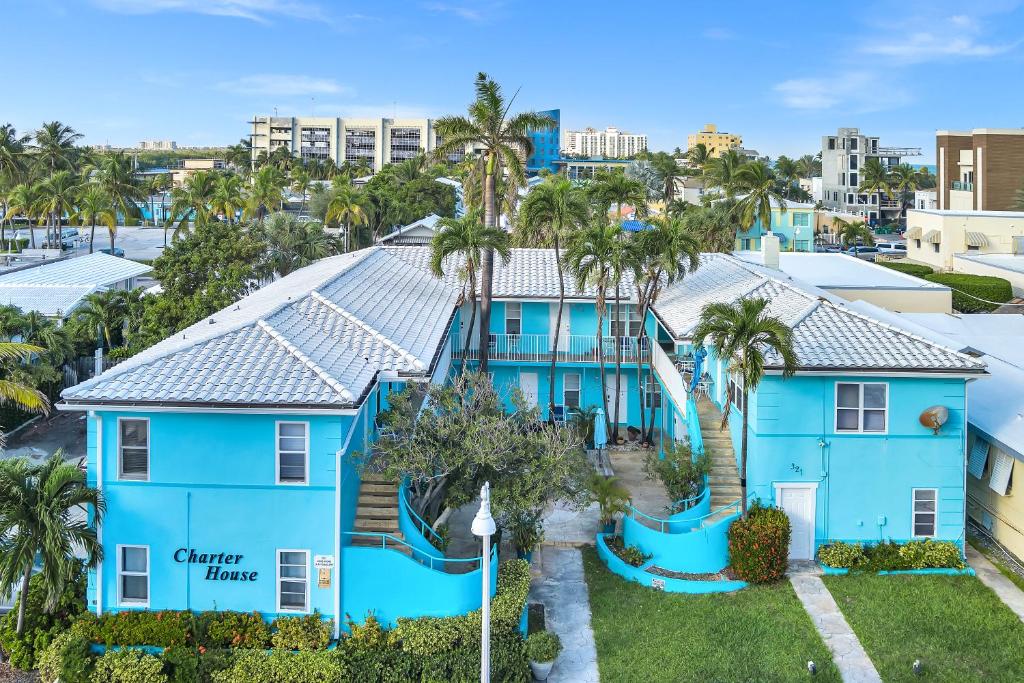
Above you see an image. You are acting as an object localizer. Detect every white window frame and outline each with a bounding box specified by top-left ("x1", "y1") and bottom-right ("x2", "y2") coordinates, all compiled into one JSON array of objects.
[
  {"x1": 117, "y1": 417, "x2": 150, "y2": 482},
  {"x1": 911, "y1": 488, "x2": 938, "y2": 538},
  {"x1": 116, "y1": 544, "x2": 150, "y2": 607},
  {"x1": 834, "y1": 382, "x2": 888, "y2": 434},
  {"x1": 275, "y1": 421, "x2": 310, "y2": 486},
  {"x1": 645, "y1": 375, "x2": 662, "y2": 409},
  {"x1": 276, "y1": 549, "x2": 310, "y2": 613},
  {"x1": 505, "y1": 302, "x2": 522, "y2": 336},
  {"x1": 563, "y1": 373, "x2": 581, "y2": 410}
]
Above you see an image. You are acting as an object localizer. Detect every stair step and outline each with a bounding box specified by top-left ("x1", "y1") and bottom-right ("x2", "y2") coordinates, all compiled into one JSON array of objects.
[
  {"x1": 361, "y1": 473, "x2": 396, "y2": 483},
  {"x1": 360, "y1": 483, "x2": 399, "y2": 495},
  {"x1": 356, "y1": 506, "x2": 398, "y2": 519},
  {"x1": 355, "y1": 518, "x2": 400, "y2": 532},
  {"x1": 358, "y1": 494, "x2": 398, "y2": 506},
  {"x1": 350, "y1": 535, "x2": 412, "y2": 555}
]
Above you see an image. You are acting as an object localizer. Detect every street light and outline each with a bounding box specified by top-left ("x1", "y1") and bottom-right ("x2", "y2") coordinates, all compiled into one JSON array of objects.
[{"x1": 471, "y1": 482, "x2": 496, "y2": 683}]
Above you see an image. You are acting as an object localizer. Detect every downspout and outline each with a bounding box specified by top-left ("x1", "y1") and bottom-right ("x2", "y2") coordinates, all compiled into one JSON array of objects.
[
  {"x1": 961, "y1": 378, "x2": 974, "y2": 551},
  {"x1": 334, "y1": 399, "x2": 366, "y2": 639},
  {"x1": 94, "y1": 412, "x2": 103, "y2": 617}
]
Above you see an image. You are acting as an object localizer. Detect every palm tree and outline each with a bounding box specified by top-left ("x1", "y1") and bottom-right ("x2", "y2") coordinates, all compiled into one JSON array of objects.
[
  {"x1": 517, "y1": 178, "x2": 589, "y2": 416},
  {"x1": 244, "y1": 165, "x2": 286, "y2": 225},
  {"x1": 795, "y1": 153, "x2": 821, "y2": 180},
  {"x1": 91, "y1": 152, "x2": 145, "y2": 227},
  {"x1": 607, "y1": 237, "x2": 639, "y2": 440},
  {"x1": 33, "y1": 121, "x2": 81, "y2": 176},
  {"x1": 567, "y1": 222, "x2": 619, "y2": 436},
  {"x1": 649, "y1": 153, "x2": 688, "y2": 205},
  {"x1": 434, "y1": 73, "x2": 556, "y2": 373},
  {"x1": 430, "y1": 210, "x2": 510, "y2": 373},
  {"x1": 166, "y1": 170, "x2": 216, "y2": 241},
  {"x1": 773, "y1": 156, "x2": 798, "y2": 198},
  {"x1": 224, "y1": 138, "x2": 253, "y2": 171},
  {"x1": 833, "y1": 218, "x2": 874, "y2": 257},
  {"x1": 703, "y1": 149, "x2": 746, "y2": 199},
  {"x1": 858, "y1": 158, "x2": 892, "y2": 221},
  {"x1": 686, "y1": 143, "x2": 710, "y2": 171},
  {"x1": 692, "y1": 298, "x2": 798, "y2": 516},
  {"x1": 633, "y1": 216, "x2": 700, "y2": 441},
  {"x1": 665, "y1": 198, "x2": 691, "y2": 219},
  {"x1": 324, "y1": 182, "x2": 368, "y2": 252},
  {"x1": 590, "y1": 171, "x2": 647, "y2": 221},
  {"x1": 37, "y1": 170, "x2": 81, "y2": 247},
  {"x1": 290, "y1": 166, "x2": 312, "y2": 215},
  {"x1": 23, "y1": 314, "x2": 74, "y2": 367},
  {"x1": 889, "y1": 163, "x2": 921, "y2": 221},
  {"x1": 211, "y1": 173, "x2": 245, "y2": 225},
  {"x1": 72, "y1": 290, "x2": 125, "y2": 349},
  {"x1": 0, "y1": 451, "x2": 104, "y2": 635},
  {"x1": 735, "y1": 161, "x2": 787, "y2": 241},
  {"x1": 265, "y1": 212, "x2": 337, "y2": 277},
  {"x1": 682, "y1": 203, "x2": 739, "y2": 253},
  {"x1": 0, "y1": 124, "x2": 30, "y2": 183},
  {"x1": 74, "y1": 185, "x2": 116, "y2": 254},
  {"x1": 4, "y1": 183, "x2": 41, "y2": 249}
]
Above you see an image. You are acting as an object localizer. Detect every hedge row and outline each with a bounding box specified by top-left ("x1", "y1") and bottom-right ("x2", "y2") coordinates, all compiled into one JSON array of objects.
[
  {"x1": 923, "y1": 272, "x2": 1014, "y2": 312},
  {"x1": 817, "y1": 539, "x2": 965, "y2": 571},
  {"x1": 876, "y1": 260, "x2": 934, "y2": 278},
  {"x1": 35, "y1": 559, "x2": 532, "y2": 683}
]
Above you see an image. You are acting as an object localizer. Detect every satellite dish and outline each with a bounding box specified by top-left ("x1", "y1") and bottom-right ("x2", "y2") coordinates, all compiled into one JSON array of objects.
[{"x1": 919, "y1": 406, "x2": 949, "y2": 434}]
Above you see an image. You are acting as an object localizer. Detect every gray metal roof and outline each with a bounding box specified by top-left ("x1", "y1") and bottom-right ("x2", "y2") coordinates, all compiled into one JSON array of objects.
[
  {"x1": 0, "y1": 252, "x2": 151, "y2": 286},
  {"x1": 0, "y1": 284, "x2": 96, "y2": 318}
]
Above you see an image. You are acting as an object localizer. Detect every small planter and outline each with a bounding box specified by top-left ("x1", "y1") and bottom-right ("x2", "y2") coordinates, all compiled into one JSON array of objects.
[
  {"x1": 530, "y1": 659, "x2": 555, "y2": 681},
  {"x1": 601, "y1": 521, "x2": 616, "y2": 535}
]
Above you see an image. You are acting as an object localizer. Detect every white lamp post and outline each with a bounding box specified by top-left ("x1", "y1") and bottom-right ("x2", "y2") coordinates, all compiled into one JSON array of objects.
[{"x1": 471, "y1": 482, "x2": 496, "y2": 683}]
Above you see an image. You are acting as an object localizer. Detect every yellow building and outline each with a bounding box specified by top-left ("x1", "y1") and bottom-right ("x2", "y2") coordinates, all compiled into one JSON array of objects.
[{"x1": 687, "y1": 124, "x2": 742, "y2": 158}]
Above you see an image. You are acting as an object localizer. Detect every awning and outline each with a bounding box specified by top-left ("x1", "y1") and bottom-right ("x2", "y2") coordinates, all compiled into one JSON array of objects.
[
  {"x1": 905, "y1": 226, "x2": 923, "y2": 240},
  {"x1": 989, "y1": 450, "x2": 1014, "y2": 496},
  {"x1": 922, "y1": 229, "x2": 942, "y2": 244},
  {"x1": 965, "y1": 231, "x2": 989, "y2": 247},
  {"x1": 968, "y1": 437, "x2": 989, "y2": 479}
]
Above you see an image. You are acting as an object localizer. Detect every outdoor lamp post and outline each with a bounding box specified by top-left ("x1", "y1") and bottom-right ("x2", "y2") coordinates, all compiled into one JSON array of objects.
[{"x1": 472, "y1": 482, "x2": 496, "y2": 683}]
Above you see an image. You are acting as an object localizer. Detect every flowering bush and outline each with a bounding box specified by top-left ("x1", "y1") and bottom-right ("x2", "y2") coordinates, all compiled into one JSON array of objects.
[
  {"x1": 727, "y1": 502, "x2": 791, "y2": 583},
  {"x1": 199, "y1": 611, "x2": 271, "y2": 649}
]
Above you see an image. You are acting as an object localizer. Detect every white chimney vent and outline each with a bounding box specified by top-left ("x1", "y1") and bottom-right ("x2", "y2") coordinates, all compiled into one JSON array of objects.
[{"x1": 762, "y1": 233, "x2": 781, "y2": 270}]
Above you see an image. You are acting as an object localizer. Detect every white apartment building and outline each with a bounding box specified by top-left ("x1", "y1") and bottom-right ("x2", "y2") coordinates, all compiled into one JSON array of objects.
[
  {"x1": 248, "y1": 116, "x2": 471, "y2": 171},
  {"x1": 820, "y1": 127, "x2": 921, "y2": 223},
  {"x1": 563, "y1": 127, "x2": 647, "y2": 159},
  {"x1": 138, "y1": 140, "x2": 177, "y2": 150}
]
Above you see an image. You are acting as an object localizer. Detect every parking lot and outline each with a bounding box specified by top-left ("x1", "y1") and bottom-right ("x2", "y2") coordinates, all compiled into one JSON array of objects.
[{"x1": 10, "y1": 225, "x2": 171, "y2": 262}]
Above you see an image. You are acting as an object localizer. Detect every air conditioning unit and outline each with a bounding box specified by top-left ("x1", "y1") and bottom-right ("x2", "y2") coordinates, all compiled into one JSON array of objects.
[{"x1": 1013, "y1": 236, "x2": 1024, "y2": 256}]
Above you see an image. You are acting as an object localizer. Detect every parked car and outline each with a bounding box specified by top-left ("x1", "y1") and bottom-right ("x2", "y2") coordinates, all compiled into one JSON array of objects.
[
  {"x1": 846, "y1": 246, "x2": 880, "y2": 261},
  {"x1": 875, "y1": 241, "x2": 908, "y2": 256},
  {"x1": 816, "y1": 244, "x2": 842, "y2": 253},
  {"x1": 98, "y1": 247, "x2": 125, "y2": 257}
]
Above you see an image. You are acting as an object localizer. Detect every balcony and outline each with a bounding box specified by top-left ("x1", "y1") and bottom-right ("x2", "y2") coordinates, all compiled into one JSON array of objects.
[
  {"x1": 952, "y1": 181, "x2": 973, "y2": 191},
  {"x1": 452, "y1": 333, "x2": 649, "y2": 364}
]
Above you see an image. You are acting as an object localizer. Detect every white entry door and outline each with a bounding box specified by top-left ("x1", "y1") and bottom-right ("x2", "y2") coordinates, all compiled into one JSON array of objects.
[
  {"x1": 605, "y1": 377, "x2": 629, "y2": 424},
  {"x1": 519, "y1": 372, "x2": 539, "y2": 408},
  {"x1": 775, "y1": 484, "x2": 817, "y2": 560},
  {"x1": 549, "y1": 303, "x2": 571, "y2": 351}
]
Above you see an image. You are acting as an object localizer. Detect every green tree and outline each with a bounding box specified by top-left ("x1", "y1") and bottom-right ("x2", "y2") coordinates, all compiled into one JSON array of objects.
[
  {"x1": 5, "y1": 183, "x2": 42, "y2": 248},
  {"x1": 735, "y1": 161, "x2": 787, "y2": 238},
  {"x1": 211, "y1": 172, "x2": 245, "y2": 225},
  {"x1": 648, "y1": 151, "x2": 689, "y2": 205},
  {"x1": 686, "y1": 143, "x2": 710, "y2": 171},
  {"x1": 36, "y1": 170, "x2": 81, "y2": 247},
  {"x1": 264, "y1": 212, "x2": 338, "y2": 277},
  {"x1": 692, "y1": 298, "x2": 798, "y2": 516},
  {"x1": 607, "y1": 236, "x2": 639, "y2": 440},
  {"x1": 73, "y1": 184, "x2": 116, "y2": 254},
  {"x1": 32, "y1": 122, "x2": 81, "y2": 176},
  {"x1": 703, "y1": 149, "x2": 747, "y2": 199},
  {"x1": 0, "y1": 452, "x2": 103, "y2": 635},
  {"x1": 91, "y1": 152, "x2": 145, "y2": 227},
  {"x1": 166, "y1": 170, "x2": 216, "y2": 241},
  {"x1": 290, "y1": 165, "x2": 312, "y2": 215},
  {"x1": 0, "y1": 124, "x2": 30, "y2": 183},
  {"x1": 324, "y1": 182, "x2": 368, "y2": 252},
  {"x1": 858, "y1": 157, "x2": 892, "y2": 212},
  {"x1": 794, "y1": 153, "x2": 821, "y2": 179},
  {"x1": 889, "y1": 163, "x2": 922, "y2": 220},
  {"x1": 434, "y1": 73, "x2": 555, "y2": 373},
  {"x1": 589, "y1": 170, "x2": 647, "y2": 220},
  {"x1": 244, "y1": 165, "x2": 285, "y2": 225},
  {"x1": 224, "y1": 138, "x2": 253, "y2": 171},
  {"x1": 566, "y1": 222, "x2": 619, "y2": 435},
  {"x1": 833, "y1": 218, "x2": 874, "y2": 257},
  {"x1": 430, "y1": 209, "x2": 510, "y2": 371},
  {"x1": 517, "y1": 178, "x2": 589, "y2": 415},
  {"x1": 71, "y1": 290, "x2": 124, "y2": 349}
]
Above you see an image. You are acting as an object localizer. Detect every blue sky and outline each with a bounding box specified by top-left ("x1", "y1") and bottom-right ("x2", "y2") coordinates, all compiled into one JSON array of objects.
[{"x1": 4, "y1": 0, "x2": 1024, "y2": 161}]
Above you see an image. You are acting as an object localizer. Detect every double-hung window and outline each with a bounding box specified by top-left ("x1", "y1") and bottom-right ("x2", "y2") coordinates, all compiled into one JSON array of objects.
[
  {"x1": 835, "y1": 383, "x2": 887, "y2": 433},
  {"x1": 563, "y1": 373, "x2": 581, "y2": 410},
  {"x1": 645, "y1": 376, "x2": 662, "y2": 409},
  {"x1": 505, "y1": 302, "x2": 521, "y2": 336},
  {"x1": 727, "y1": 372, "x2": 745, "y2": 414},
  {"x1": 276, "y1": 422, "x2": 308, "y2": 484},
  {"x1": 117, "y1": 545, "x2": 149, "y2": 606},
  {"x1": 277, "y1": 550, "x2": 309, "y2": 613},
  {"x1": 912, "y1": 489, "x2": 937, "y2": 537},
  {"x1": 118, "y1": 418, "x2": 149, "y2": 480}
]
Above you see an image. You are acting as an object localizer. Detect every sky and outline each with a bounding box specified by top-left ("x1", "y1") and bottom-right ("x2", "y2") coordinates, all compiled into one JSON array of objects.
[{"x1": 3, "y1": 0, "x2": 1024, "y2": 162}]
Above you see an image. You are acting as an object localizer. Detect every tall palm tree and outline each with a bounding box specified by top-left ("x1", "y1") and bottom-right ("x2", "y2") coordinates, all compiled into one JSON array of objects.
[
  {"x1": 607, "y1": 237, "x2": 639, "y2": 440},
  {"x1": 264, "y1": 212, "x2": 337, "y2": 277},
  {"x1": 649, "y1": 152, "x2": 688, "y2": 205},
  {"x1": 430, "y1": 209, "x2": 510, "y2": 373},
  {"x1": 0, "y1": 124, "x2": 31, "y2": 183},
  {"x1": 889, "y1": 163, "x2": 921, "y2": 221},
  {"x1": 567, "y1": 222, "x2": 619, "y2": 436},
  {"x1": 773, "y1": 156, "x2": 798, "y2": 198},
  {"x1": 858, "y1": 157, "x2": 892, "y2": 220},
  {"x1": 686, "y1": 143, "x2": 710, "y2": 171},
  {"x1": 72, "y1": 290, "x2": 125, "y2": 349},
  {"x1": 833, "y1": 218, "x2": 874, "y2": 257},
  {"x1": 735, "y1": 161, "x2": 787, "y2": 241},
  {"x1": 211, "y1": 173, "x2": 245, "y2": 225},
  {"x1": 245, "y1": 165, "x2": 286, "y2": 225},
  {"x1": 290, "y1": 166, "x2": 312, "y2": 215},
  {"x1": 73, "y1": 185, "x2": 116, "y2": 254},
  {"x1": 590, "y1": 170, "x2": 647, "y2": 221},
  {"x1": 32, "y1": 121, "x2": 81, "y2": 176},
  {"x1": 5, "y1": 183, "x2": 41, "y2": 248},
  {"x1": 23, "y1": 314, "x2": 74, "y2": 367},
  {"x1": 517, "y1": 178, "x2": 589, "y2": 416},
  {"x1": 91, "y1": 152, "x2": 145, "y2": 227},
  {"x1": 37, "y1": 170, "x2": 81, "y2": 247},
  {"x1": 703, "y1": 149, "x2": 746, "y2": 199},
  {"x1": 434, "y1": 73, "x2": 556, "y2": 373},
  {"x1": 633, "y1": 216, "x2": 700, "y2": 441},
  {"x1": 682, "y1": 202, "x2": 738, "y2": 254},
  {"x1": 166, "y1": 170, "x2": 216, "y2": 241},
  {"x1": 324, "y1": 183, "x2": 368, "y2": 252},
  {"x1": 665, "y1": 198, "x2": 691, "y2": 219},
  {"x1": 692, "y1": 298, "x2": 798, "y2": 516},
  {"x1": 0, "y1": 451, "x2": 104, "y2": 635},
  {"x1": 795, "y1": 153, "x2": 821, "y2": 180}
]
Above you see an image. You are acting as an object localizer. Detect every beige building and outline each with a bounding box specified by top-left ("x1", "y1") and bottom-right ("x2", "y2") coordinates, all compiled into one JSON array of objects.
[
  {"x1": 170, "y1": 158, "x2": 226, "y2": 186},
  {"x1": 249, "y1": 116, "x2": 472, "y2": 172},
  {"x1": 937, "y1": 128, "x2": 1024, "y2": 211},
  {"x1": 905, "y1": 209, "x2": 1024, "y2": 270},
  {"x1": 563, "y1": 126, "x2": 647, "y2": 158},
  {"x1": 686, "y1": 124, "x2": 742, "y2": 158}
]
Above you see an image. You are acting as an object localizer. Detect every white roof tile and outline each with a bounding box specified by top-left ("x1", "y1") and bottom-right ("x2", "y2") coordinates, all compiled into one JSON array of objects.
[{"x1": 0, "y1": 252, "x2": 151, "y2": 286}]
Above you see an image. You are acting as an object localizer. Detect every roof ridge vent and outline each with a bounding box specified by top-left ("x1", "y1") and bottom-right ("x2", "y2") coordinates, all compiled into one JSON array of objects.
[
  {"x1": 256, "y1": 319, "x2": 354, "y2": 402},
  {"x1": 309, "y1": 290, "x2": 426, "y2": 371}
]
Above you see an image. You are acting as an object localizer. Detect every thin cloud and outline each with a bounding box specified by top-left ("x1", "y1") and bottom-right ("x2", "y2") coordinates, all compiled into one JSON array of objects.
[
  {"x1": 92, "y1": 0, "x2": 328, "y2": 24},
  {"x1": 216, "y1": 74, "x2": 352, "y2": 97},
  {"x1": 773, "y1": 72, "x2": 913, "y2": 113},
  {"x1": 423, "y1": 2, "x2": 489, "y2": 21},
  {"x1": 703, "y1": 27, "x2": 737, "y2": 41},
  {"x1": 860, "y1": 10, "x2": 1021, "y2": 64}
]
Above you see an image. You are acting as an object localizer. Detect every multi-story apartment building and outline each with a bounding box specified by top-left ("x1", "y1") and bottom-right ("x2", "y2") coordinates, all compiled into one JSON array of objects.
[
  {"x1": 563, "y1": 126, "x2": 647, "y2": 159},
  {"x1": 137, "y1": 140, "x2": 177, "y2": 151},
  {"x1": 686, "y1": 124, "x2": 741, "y2": 158},
  {"x1": 527, "y1": 109, "x2": 561, "y2": 174},
  {"x1": 820, "y1": 127, "x2": 921, "y2": 223},
  {"x1": 936, "y1": 129, "x2": 1024, "y2": 211}
]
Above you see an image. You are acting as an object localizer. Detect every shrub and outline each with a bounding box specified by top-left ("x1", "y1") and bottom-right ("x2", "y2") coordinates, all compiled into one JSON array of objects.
[
  {"x1": 0, "y1": 563, "x2": 87, "y2": 669},
  {"x1": 604, "y1": 535, "x2": 652, "y2": 567},
  {"x1": 861, "y1": 540, "x2": 910, "y2": 572},
  {"x1": 877, "y1": 261, "x2": 934, "y2": 278},
  {"x1": 897, "y1": 540, "x2": 965, "y2": 569},
  {"x1": 727, "y1": 502, "x2": 791, "y2": 583},
  {"x1": 270, "y1": 613, "x2": 331, "y2": 651},
  {"x1": 199, "y1": 611, "x2": 271, "y2": 649},
  {"x1": 924, "y1": 272, "x2": 1013, "y2": 312},
  {"x1": 91, "y1": 648, "x2": 168, "y2": 683},
  {"x1": 162, "y1": 647, "x2": 233, "y2": 683},
  {"x1": 210, "y1": 650, "x2": 344, "y2": 683},
  {"x1": 77, "y1": 610, "x2": 193, "y2": 648},
  {"x1": 817, "y1": 541, "x2": 866, "y2": 569},
  {"x1": 37, "y1": 630, "x2": 94, "y2": 683},
  {"x1": 643, "y1": 441, "x2": 709, "y2": 506},
  {"x1": 525, "y1": 631, "x2": 561, "y2": 663}
]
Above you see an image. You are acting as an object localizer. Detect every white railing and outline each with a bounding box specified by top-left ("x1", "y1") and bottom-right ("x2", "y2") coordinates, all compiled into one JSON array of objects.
[
  {"x1": 651, "y1": 342, "x2": 690, "y2": 418},
  {"x1": 452, "y1": 333, "x2": 648, "y2": 364}
]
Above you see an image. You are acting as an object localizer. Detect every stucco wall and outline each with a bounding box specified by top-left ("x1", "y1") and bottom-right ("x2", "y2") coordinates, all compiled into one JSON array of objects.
[{"x1": 822, "y1": 286, "x2": 952, "y2": 314}]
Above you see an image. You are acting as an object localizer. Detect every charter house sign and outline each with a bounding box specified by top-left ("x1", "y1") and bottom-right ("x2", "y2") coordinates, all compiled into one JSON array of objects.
[{"x1": 174, "y1": 548, "x2": 258, "y2": 581}]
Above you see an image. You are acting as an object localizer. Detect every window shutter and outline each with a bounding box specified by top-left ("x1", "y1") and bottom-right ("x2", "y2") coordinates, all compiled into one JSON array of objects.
[
  {"x1": 967, "y1": 437, "x2": 989, "y2": 479},
  {"x1": 988, "y1": 450, "x2": 1014, "y2": 496}
]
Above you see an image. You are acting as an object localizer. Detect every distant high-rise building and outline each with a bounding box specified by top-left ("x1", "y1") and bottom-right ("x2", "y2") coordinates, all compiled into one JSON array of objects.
[
  {"x1": 563, "y1": 126, "x2": 647, "y2": 159},
  {"x1": 686, "y1": 124, "x2": 741, "y2": 158},
  {"x1": 138, "y1": 140, "x2": 177, "y2": 151},
  {"x1": 936, "y1": 128, "x2": 1024, "y2": 211},
  {"x1": 527, "y1": 109, "x2": 561, "y2": 174}
]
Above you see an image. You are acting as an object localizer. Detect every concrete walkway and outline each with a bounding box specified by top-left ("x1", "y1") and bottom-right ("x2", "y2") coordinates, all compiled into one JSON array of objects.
[
  {"x1": 967, "y1": 545, "x2": 1024, "y2": 622},
  {"x1": 529, "y1": 547, "x2": 600, "y2": 683},
  {"x1": 788, "y1": 563, "x2": 882, "y2": 683}
]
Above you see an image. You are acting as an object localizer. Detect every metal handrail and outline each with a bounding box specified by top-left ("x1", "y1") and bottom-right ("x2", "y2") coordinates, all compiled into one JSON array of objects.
[
  {"x1": 399, "y1": 482, "x2": 445, "y2": 545},
  {"x1": 625, "y1": 492, "x2": 750, "y2": 534},
  {"x1": 344, "y1": 531, "x2": 489, "y2": 571}
]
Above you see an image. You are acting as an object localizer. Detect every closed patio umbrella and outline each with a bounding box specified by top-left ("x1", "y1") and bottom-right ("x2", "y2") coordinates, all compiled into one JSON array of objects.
[{"x1": 594, "y1": 407, "x2": 608, "y2": 453}]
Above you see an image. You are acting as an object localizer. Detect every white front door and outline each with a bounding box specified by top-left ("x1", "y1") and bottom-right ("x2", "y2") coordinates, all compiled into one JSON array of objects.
[
  {"x1": 605, "y1": 377, "x2": 629, "y2": 424},
  {"x1": 549, "y1": 303, "x2": 571, "y2": 351},
  {"x1": 519, "y1": 372, "x2": 539, "y2": 408},
  {"x1": 775, "y1": 484, "x2": 817, "y2": 560}
]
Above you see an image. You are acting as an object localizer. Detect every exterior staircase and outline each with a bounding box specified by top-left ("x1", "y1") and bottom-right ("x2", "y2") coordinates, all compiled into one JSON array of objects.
[
  {"x1": 350, "y1": 474, "x2": 411, "y2": 556},
  {"x1": 696, "y1": 398, "x2": 743, "y2": 518}
]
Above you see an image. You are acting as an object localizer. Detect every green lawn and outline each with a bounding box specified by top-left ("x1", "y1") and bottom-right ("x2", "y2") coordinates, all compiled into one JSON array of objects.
[
  {"x1": 581, "y1": 548, "x2": 840, "y2": 682},
  {"x1": 824, "y1": 574, "x2": 1024, "y2": 683}
]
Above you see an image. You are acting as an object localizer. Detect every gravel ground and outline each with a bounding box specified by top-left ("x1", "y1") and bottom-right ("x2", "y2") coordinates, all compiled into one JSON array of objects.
[
  {"x1": 968, "y1": 519, "x2": 1024, "y2": 583},
  {"x1": 0, "y1": 663, "x2": 38, "y2": 683},
  {"x1": 2, "y1": 412, "x2": 87, "y2": 462}
]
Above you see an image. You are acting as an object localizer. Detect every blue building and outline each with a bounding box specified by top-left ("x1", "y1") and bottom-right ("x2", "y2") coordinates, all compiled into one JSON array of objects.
[
  {"x1": 526, "y1": 109, "x2": 560, "y2": 175},
  {"x1": 60, "y1": 245, "x2": 985, "y2": 619},
  {"x1": 734, "y1": 198, "x2": 817, "y2": 252}
]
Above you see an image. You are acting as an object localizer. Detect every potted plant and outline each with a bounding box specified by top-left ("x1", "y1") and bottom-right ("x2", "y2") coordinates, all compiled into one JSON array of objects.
[
  {"x1": 508, "y1": 509, "x2": 544, "y2": 561},
  {"x1": 588, "y1": 473, "x2": 630, "y2": 535},
  {"x1": 526, "y1": 630, "x2": 562, "y2": 681}
]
